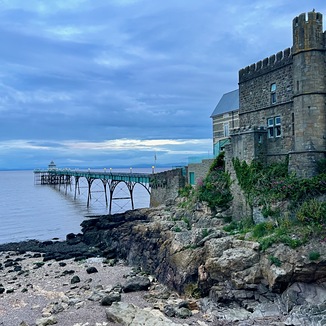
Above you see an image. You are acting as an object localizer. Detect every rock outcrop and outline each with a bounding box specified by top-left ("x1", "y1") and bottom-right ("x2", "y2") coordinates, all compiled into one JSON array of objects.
[
  {"x1": 78, "y1": 202, "x2": 326, "y2": 324},
  {"x1": 1, "y1": 201, "x2": 325, "y2": 324}
]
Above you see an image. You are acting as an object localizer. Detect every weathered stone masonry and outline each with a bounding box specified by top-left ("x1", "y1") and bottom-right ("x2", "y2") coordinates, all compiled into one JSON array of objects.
[
  {"x1": 227, "y1": 11, "x2": 326, "y2": 178},
  {"x1": 150, "y1": 168, "x2": 186, "y2": 207}
]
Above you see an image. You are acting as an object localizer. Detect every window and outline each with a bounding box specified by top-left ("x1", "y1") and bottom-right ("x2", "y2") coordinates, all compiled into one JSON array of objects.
[
  {"x1": 223, "y1": 122, "x2": 229, "y2": 137},
  {"x1": 271, "y1": 83, "x2": 277, "y2": 104},
  {"x1": 267, "y1": 116, "x2": 281, "y2": 138}
]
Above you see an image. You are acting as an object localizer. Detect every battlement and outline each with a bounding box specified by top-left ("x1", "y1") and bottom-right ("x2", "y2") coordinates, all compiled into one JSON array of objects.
[
  {"x1": 239, "y1": 48, "x2": 292, "y2": 83},
  {"x1": 293, "y1": 11, "x2": 324, "y2": 53},
  {"x1": 293, "y1": 11, "x2": 323, "y2": 28}
]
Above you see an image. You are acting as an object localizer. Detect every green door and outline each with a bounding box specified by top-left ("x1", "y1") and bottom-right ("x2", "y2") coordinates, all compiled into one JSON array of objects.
[{"x1": 189, "y1": 172, "x2": 195, "y2": 185}]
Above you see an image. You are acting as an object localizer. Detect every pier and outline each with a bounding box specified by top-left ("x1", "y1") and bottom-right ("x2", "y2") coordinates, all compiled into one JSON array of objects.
[{"x1": 34, "y1": 168, "x2": 153, "y2": 214}]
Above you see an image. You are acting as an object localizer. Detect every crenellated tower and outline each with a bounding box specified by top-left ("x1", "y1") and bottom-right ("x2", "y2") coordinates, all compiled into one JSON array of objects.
[{"x1": 290, "y1": 11, "x2": 326, "y2": 177}]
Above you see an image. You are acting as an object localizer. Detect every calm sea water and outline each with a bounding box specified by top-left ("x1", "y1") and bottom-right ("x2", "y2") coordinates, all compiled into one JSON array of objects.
[{"x1": 0, "y1": 168, "x2": 165, "y2": 244}]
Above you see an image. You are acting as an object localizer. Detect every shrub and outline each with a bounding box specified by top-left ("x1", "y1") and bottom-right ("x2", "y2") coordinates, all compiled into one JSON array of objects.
[
  {"x1": 269, "y1": 255, "x2": 282, "y2": 267},
  {"x1": 202, "y1": 228, "x2": 210, "y2": 238},
  {"x1": 253, "y1": 222, "x2": 274, "y2": 238},
  {"x1": 309, "y1": 251, "x2": 321, "y2": 261},
  {"x1": 296, "y1": 199, "x2": 326, "y2": 224},
  {"x1": 182, "y1": 217, "x2": 191, "y2": 230},
  {"x1": 209, "y1": 152, "x2": 225, "y2": 172},
  {"x1": 317, "y1": 158, "x2": 326, "y2": 174},
  {"x1": 197, "y1": 170, "x2": 233, "y2": 209},
  {"x1": 223, "y1": 221, "x2": 239, "y2": 233},
  {"x1": 178, "y1": 184, "x2": 193, "y2": 197},
  {"x1": 197, "y1": 152, "x2": 233, "y2": 209}
]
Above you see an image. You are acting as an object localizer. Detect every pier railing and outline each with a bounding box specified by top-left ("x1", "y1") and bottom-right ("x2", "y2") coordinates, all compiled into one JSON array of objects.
[{"x1": 34, "y1": 168, "x2": 153, "y2": 214}]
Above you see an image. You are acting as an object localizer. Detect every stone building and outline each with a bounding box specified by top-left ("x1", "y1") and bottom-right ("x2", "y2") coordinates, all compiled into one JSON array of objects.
[
  {"x1": 210, "y1": 89, "x2": 239, "y2": 156},
  {"x1": 226, "y1": 10, "x2": 326, "y2": 178}
]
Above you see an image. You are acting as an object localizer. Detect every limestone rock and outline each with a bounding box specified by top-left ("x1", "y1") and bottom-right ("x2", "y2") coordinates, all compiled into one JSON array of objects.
[
  {"x1": 106, "y1": 302, "x2": 188, "y2": 326},
  {"x1": 35, "y1": 316, "x2": 57, "y2": 326},
  {"x1": 205, "y1": 247, "x2": 260, "y2": 280},
  {"x1": 281, "y1": 282, "x2": 326, "y2": 312}
]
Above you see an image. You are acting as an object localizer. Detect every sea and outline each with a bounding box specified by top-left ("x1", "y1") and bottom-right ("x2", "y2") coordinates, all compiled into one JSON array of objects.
[{"x1": 0, "y1": 168, "x2": 167, "y2": 245}]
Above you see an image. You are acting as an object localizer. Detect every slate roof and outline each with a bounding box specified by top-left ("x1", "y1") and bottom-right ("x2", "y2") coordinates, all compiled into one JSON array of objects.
[{"x1": 210, "y1": 89, "x2": 239, "y2": 118}]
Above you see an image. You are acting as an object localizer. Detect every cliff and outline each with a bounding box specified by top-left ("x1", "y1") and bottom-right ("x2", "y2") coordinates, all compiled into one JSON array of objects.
[{"x1": 77, "y1": 201, "x2": 326, "y2": 325}]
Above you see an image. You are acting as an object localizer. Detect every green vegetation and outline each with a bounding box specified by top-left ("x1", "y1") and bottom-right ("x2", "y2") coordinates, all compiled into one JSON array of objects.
[
  {"x1": 309, "y1": 251, "x2": 321, "y2": 261},
  {"x1": 182, "y1": 217, "x2": 191, "y2": 230},
  {"x1": 224, "y1": 157, "x2": 326, "y2": 250},
  {"x1": 173, "y1": 226, "x2": 182, "y2": 232},
  {"x1": 269, "y1": 255, "x2": 282, "y2": 267},
  {"x1": 178, "y1": 152, "x2": 233, "y2": 211},
  {"x1": 179, "y1": 153, "x2": 326, "y2": 251},
  {"x1": 232, "y1": 157, "x2": 326, "y2": 206},
  {"x1": 201, "y1": 228, "x2": 210, "y2": 238},
  {"x1": 296, "y1": 199, "x2": 326, "y2": 225}
]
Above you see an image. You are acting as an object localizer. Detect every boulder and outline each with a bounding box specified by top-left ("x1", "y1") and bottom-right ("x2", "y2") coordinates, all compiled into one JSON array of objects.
[
  {"x1": 122, "y1": 276, "x2": 151, "y2": 292},
  {"x1": 101, "y1": 292, "x2": 121, "y2": 306},
  {"x1": 106, "y1": 302, "x2": 188, "y2": 326}
]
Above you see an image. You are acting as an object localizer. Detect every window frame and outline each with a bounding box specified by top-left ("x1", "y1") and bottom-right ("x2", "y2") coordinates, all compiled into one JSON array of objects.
[
  {"x1": 271, "y1": 83, "x2": 277, "y2": 104},
  {"x1": 223, "y1": 122, "x2": 229, "y2": 137},
  {"x1": 267, "y1": 116, "x2": 281, "y2": 139}
]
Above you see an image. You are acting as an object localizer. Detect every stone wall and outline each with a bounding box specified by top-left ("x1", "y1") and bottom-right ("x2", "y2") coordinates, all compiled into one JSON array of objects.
[
  {"x1": 238, "y1": 55, "x2": 294, "y2": 159},
  {"x1": 224, "y1": 144, "x2": 252, "y2": 220},
  {"x1": 150, "y1": 168, "x2": 186, "y2": 207},
  {"x1": 235, "y1": 11, "x2": 326, "y2": 177},
  {"x1": 188, "y1": 159, "x2": 215, "y2": 185}
]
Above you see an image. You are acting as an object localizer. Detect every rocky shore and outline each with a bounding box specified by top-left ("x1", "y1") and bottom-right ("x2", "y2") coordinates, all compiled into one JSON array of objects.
[
  {"x1": 0, "y1": 202, "x2": 325, "y2": 325},
  {"x1": 0, "y1": 249, "x2": 206, "y2": 326}
]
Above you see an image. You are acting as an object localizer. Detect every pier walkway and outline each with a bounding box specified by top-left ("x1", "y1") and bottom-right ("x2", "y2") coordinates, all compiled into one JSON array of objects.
[{"x1": 34, "y1": 168, "x2": 153, "y2": 214}]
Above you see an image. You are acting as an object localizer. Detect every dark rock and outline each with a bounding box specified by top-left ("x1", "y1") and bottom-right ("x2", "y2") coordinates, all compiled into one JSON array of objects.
[
  {"x1": 62, "y1": 270, "x2": 75, "y2": 276},
  {"x1": 14, "y1": 265, "x2": 22, "y2": 272},
  {"x1": 163, "y1": 304, "x2": 176, "y2": 317},
  {"x1": 71, "y1": 275, "x2": 81, "y2": 284},
  {"x1": 103, "y1": 247, "x2": 117, "y2": 259},
  {"x1": 4, "y1": 260, "x2": 16, "y2": 268},
  {"x1": 175, "y1": 307, "x2": 192, "y2": 319},
  {"x1": 33, "y1": 262, "x2": 45, "y2": 269},
  {"x1": 59, "y1": 262, "x2": 67, "y2": 267},
  {"x1": 66, "y1": 233, "x2": 82, "y2": 245},
  {"x1": 101, "y1": 292, "x2": 121, "y2": 306},
  {"x1": 6, "y1": 289, "x2": 14, "y2": 294},
  {"x1": 178, "y1": 300, "x2": 190, "y2": 309},
  {"x1": 86, "y1": 266, "x2": 98, "y2": 274},
  {"x1": 122, "y1": 276, "x2": 151, "y2": 292},
  {"x1": 33, "y1": 253, "x2": 42, "y2": 258},
  {"x1": 0, "y1": 287, "x2": 5, "y2": 294},
  {"x1": 39, "y1": 241, "x2": 53, "y2": 247}
]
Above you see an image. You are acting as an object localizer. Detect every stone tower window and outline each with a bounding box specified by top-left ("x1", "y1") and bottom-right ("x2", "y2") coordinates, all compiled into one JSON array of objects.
[
  {"x1": 271, "y1": 83, "x2": 277, "y2": 104},
  {"x1": 223, "y1": 122, "x2": 229, "y2": 137},
  {"x1": 267, "y1": 116, "x2": 281, "y2": 138}
]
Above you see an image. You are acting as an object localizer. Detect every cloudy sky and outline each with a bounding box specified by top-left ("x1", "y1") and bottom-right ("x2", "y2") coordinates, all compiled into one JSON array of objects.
[{"x1": 1, "y1": 0, "x2": 325, "y2": 170}]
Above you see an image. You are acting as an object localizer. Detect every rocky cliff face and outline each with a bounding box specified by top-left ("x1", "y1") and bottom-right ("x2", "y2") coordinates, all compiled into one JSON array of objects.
[{"x1": 78, "y1": 202, "x2": 326, "y2": 324}]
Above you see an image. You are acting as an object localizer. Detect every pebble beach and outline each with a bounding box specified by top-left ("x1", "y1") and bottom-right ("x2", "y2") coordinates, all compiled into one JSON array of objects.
[{"x1": 0, "y1": 250, "x2": 206, "y2": 326}]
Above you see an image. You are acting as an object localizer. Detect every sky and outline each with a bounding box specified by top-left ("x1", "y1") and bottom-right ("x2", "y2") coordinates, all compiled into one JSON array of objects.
[{"x1": 1, "y1": 0, "x2": 326, "y2": 170}]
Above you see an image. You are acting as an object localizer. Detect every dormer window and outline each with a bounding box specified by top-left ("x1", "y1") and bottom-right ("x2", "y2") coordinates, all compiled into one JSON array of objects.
[{"x1": 271, "y1": 83, "x2": 277, "y2": 104}]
